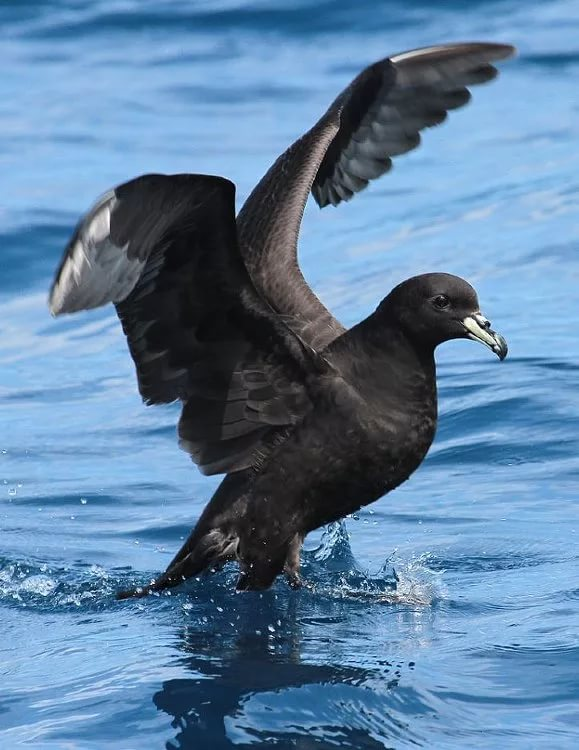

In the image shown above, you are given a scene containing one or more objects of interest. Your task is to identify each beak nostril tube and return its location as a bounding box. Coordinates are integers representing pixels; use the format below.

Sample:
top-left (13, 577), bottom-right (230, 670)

top-left (463, 314), bottom-right (508, 360)
top-left (474, 313), bottom-right (492, 330)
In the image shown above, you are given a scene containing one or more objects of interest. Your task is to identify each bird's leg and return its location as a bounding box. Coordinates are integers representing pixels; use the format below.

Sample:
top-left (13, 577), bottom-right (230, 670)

top-left (284, 533), bottom-right (304, 589)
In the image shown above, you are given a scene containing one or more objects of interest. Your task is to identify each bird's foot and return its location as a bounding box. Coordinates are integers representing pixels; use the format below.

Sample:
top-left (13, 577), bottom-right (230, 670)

top-left (285, 571), bottom-right (302, 590)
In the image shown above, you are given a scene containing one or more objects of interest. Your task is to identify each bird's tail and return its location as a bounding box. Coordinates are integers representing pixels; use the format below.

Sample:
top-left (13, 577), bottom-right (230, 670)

top-left (117, 470), bottom-right (254, 600)
top-left (117, 526), bottom-right (237, 600)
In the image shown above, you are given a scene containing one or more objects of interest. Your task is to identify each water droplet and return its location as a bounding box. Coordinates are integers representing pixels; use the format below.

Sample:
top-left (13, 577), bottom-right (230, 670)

top-left (8, 487), bottom-right (16, 496)
top-left (80, 497), bottom-right (87, 505)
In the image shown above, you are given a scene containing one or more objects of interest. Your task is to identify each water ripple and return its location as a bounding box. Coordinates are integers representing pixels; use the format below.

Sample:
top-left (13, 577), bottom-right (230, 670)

top-left (2, 1), bottom-right (579, 747)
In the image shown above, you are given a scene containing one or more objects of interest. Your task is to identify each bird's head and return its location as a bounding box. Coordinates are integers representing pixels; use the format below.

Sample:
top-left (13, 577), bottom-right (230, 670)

top-left (378, 272), bottom-right (508, 359)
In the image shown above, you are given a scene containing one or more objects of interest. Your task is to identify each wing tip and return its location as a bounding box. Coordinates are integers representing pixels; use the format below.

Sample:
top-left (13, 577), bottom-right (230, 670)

top-left (48, 275), bottom-right (72, 316)
top-left (482, 42), bottom-right (517, 61)
top-left (459, 42), bottom-right (516, 61)
top-left (390, 41), bottom-right (517, 66)
top-left (48, 295), bottom-right (63, 317)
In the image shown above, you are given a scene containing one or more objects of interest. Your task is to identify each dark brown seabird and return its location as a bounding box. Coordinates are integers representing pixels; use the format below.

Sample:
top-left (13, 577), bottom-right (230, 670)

top-left (48, 42), bottom-right (514, 597)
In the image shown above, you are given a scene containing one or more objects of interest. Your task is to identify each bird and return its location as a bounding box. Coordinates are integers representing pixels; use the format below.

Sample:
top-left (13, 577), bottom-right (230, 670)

top-left (48, 42), bottom-right (513, 598)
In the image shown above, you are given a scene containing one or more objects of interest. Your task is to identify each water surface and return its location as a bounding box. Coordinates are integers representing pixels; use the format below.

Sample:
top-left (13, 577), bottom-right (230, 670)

top-left (2, 1), bottom-right (579, 747)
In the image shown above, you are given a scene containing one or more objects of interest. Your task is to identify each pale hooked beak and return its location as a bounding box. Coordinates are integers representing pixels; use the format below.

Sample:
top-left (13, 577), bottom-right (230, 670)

top-left (462, 313), bottom-right (508, 360)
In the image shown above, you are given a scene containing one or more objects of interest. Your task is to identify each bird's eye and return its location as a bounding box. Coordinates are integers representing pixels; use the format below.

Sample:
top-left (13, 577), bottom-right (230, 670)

top-left (432, 294), bottom-right (450, 309)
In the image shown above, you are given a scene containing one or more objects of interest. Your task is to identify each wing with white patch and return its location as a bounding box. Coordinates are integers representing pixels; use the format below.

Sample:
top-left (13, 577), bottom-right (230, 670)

top-left (49, 173), bottom-right (327, 475)
top-left (49, 190), bottom-right (140, 315)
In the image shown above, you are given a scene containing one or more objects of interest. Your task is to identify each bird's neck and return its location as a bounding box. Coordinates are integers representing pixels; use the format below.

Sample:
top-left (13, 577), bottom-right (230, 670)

top-left (325, 309), bottom-right (437, 413)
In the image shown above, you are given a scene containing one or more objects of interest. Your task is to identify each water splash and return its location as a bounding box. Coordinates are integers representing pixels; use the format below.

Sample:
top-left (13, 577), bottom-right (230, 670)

top-left (0, 557), bottom-right (121, 610)
top-left (302, 521), bottom-right (441, 606)
top-left (0, 524), bottom-right (442, 611)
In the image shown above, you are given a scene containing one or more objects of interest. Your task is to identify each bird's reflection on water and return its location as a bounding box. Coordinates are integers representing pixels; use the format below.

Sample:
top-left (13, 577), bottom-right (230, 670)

top-left (153, 524), bottom-right (434, 749)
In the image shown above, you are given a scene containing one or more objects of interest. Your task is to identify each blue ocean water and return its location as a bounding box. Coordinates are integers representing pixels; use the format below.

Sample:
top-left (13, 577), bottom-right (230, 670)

top-left (2, 0), bottom-right (579, 747)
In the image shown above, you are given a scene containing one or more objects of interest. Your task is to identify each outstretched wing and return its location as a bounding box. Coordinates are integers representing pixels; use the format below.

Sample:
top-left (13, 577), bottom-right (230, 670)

top-left (237, 42), bottom-right (515, 348)
top-left (312, 43), bottom-right (514, 207)
top-left (49, 173), bottom-right (324, 475)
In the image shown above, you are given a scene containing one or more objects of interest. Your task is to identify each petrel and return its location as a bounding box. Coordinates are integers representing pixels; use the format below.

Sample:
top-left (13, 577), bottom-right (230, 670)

top-left (49, 42), bottom-right (513, 597)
